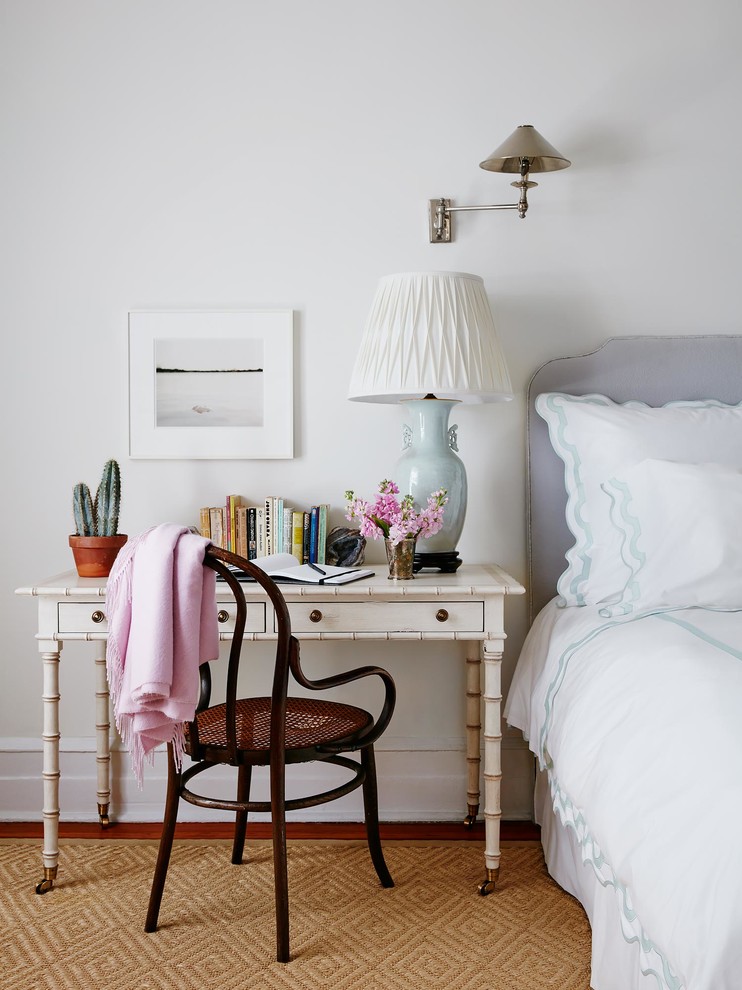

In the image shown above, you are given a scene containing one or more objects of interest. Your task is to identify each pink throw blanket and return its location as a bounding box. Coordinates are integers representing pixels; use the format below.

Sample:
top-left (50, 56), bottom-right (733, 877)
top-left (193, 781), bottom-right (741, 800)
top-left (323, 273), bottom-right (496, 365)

top-left (105, 523), bottom-right (219, 786)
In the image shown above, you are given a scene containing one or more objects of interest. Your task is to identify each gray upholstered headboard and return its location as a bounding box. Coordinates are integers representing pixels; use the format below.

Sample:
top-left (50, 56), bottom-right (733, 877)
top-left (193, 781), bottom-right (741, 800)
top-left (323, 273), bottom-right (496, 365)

top-left (526, 334), bottom-right (742, 621)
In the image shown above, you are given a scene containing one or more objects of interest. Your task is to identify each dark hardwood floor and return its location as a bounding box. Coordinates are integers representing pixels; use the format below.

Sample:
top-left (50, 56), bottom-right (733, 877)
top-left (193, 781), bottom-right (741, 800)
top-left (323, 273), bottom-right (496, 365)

top-left (0, 820), bottom-right (540, 841)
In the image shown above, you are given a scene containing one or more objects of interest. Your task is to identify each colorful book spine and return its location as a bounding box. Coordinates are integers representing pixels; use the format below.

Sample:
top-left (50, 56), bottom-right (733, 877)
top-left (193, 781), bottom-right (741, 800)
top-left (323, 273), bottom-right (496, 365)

top-left (264, 498), bottom-right (273, 556)
top-left (199, 507), bottom-right (211, 540)
top-left (247, 507), bottom-right (257, 559)
top-left (226, 495), bottom-right (241, 553)
top-left (236, 505), bottom-right (248, 557)
top-left (317, 503), bottom-right (328, 565)
top-left (274, 497), bottom-right (284, 553)
top-left (209, 507), bottom-right (225, 549)
top-left (309, 506), bottom-right (319, 563)
top-left (302, 512), bottom-right (311, 564)
top-left (256, 505), bottom-right (266, 557)
top-left (291, 511), bottom-right (304, 563)
top-left (282, 507), bottom-right (294, 559)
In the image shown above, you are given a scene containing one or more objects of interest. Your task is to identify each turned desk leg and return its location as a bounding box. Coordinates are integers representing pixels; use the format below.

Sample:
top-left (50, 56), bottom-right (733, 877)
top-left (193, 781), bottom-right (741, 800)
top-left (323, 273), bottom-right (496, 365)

top-left (37, 648), bottom-right (61, 894)
top-left (478, 638), bottom-right (503, 896)
top-left (464, 654), bottom-right (482, 828)
top-left (95, 653), bottom-right (111, 827)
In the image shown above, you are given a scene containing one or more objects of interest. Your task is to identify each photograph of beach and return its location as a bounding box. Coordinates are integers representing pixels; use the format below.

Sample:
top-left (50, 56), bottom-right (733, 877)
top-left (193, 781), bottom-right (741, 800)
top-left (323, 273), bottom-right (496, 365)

top-left (155, 337), bottom-right (264, 428)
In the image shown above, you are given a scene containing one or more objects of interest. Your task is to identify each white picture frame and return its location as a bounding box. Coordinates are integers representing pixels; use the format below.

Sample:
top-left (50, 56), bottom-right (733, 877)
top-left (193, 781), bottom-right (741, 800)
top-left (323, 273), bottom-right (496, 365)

top-left (129, 310), bottom-right (294, 459)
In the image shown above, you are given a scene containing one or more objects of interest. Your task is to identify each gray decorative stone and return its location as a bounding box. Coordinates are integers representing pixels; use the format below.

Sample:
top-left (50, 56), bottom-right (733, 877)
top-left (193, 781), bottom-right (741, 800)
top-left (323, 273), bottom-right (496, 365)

top-left (325, 527), bottom-right (366, 566)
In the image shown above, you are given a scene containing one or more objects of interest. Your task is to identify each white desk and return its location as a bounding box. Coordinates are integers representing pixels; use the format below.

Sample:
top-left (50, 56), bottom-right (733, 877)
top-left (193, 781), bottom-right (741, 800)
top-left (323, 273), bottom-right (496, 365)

top-left (16, 564), bottom-right (524, 895)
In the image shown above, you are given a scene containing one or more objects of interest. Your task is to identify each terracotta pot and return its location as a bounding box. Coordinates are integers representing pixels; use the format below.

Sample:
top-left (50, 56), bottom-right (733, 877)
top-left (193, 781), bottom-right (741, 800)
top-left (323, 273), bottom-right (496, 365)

top-left (69, 535), bottom-right (128, 578)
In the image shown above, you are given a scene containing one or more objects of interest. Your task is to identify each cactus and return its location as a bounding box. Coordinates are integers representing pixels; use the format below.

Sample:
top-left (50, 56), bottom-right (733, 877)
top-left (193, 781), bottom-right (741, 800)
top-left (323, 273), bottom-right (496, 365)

top-left (72, 483), bottom-right (96, 536)
top-left (72, 460), bottom-right (122, 536)
top-left (93, 459), bottom-right (121, 536)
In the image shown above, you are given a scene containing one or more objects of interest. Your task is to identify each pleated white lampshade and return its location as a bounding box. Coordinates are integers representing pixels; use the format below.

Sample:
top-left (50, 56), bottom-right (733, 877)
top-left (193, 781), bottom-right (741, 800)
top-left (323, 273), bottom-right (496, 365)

top-left (347, 271), bottom-right (513, 404)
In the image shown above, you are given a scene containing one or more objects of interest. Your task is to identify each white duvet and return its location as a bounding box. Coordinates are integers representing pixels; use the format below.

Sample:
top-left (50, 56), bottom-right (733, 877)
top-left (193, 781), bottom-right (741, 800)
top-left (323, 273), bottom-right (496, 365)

top-left (505, 600), bottom-right (742, 990)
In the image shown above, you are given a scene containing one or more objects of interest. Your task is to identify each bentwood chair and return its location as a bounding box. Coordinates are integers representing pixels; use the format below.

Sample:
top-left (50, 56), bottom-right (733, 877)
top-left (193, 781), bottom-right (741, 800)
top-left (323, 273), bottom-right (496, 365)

top-left (144, 545), bottom-right (396, 963)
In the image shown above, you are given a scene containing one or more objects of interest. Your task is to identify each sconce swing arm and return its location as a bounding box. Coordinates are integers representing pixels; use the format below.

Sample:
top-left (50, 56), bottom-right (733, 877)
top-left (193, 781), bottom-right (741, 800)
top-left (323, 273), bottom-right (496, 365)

top-left (430, 160), bottom-right (537, 243)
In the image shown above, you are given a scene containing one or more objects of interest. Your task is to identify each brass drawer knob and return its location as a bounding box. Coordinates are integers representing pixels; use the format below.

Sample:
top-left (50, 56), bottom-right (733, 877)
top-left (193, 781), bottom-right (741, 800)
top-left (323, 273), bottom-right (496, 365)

top-left (217, 609), bottom-right (230, 624)
top-left (309, 609), bottom-right (323, 623)
top-left (91, 610), bottom-right (106, 624)
top-left (436, 608), bottom-right (449, 623)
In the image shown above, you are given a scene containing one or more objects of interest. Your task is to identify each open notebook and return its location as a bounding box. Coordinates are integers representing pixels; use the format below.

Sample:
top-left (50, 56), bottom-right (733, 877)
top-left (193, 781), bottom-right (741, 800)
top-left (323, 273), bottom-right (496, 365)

top-left (217, 553), bottom-right (375, 586)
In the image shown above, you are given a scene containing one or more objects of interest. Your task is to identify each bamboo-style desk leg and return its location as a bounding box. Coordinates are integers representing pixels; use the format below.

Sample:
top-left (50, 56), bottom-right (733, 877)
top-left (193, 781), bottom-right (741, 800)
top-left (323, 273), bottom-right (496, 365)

top-left (35, 645), bottom-right (112, 894)
top-left (95, 652), bottom-right (111, 828)
top-left (478, 637), bottom-right (503, 896)
top-left (463, 654), bottom-right (482, 827)
top-left (36, 646), bottom-right (61, 894)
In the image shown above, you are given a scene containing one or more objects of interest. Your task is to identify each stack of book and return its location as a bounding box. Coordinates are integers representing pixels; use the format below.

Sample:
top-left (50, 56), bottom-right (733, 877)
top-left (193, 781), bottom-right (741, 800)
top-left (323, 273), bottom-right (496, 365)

top-left (198, 496), bottom-right (331, 565)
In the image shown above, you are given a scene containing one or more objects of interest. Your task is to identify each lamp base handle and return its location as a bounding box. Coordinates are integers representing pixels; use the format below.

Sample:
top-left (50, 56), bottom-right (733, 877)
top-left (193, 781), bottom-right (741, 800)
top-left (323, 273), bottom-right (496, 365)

top-left (413, 550), bottom-right (462, 573)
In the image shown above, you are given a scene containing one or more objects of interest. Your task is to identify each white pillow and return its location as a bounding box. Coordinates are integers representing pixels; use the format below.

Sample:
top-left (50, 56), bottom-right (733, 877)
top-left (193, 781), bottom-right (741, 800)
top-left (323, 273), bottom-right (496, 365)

top-left (535, 393), bottom-right (742, 606)
top-left (601, 459), bottom-right (742, 613)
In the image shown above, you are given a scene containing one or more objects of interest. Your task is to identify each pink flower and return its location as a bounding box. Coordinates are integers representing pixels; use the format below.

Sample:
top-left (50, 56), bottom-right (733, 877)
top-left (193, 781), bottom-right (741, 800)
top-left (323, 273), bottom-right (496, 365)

top-left (345, 481), bottom-right (448, 546)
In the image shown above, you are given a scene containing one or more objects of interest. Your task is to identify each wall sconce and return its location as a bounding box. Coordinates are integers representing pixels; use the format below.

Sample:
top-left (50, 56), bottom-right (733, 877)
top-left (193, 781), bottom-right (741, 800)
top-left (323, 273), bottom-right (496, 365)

top-left (429, 124), bottom-right (571, 243)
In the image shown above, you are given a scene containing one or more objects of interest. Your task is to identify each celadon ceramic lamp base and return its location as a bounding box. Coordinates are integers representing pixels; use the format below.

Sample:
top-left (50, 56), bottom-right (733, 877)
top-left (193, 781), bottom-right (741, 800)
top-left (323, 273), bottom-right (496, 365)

top-left (396, 398), bottom-right (466, 572)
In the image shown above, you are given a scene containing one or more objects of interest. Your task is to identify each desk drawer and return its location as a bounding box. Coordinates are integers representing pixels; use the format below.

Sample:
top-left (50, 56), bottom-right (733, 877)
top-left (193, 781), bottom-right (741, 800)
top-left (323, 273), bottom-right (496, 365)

top-left (58, 603), bottom-right (111, 634)
top-left (57, 602), bottom-right (266, 635)
top-left (284, 600), bottom-right (485, 634)
top-left (215, 602), bottom-right (266, 634)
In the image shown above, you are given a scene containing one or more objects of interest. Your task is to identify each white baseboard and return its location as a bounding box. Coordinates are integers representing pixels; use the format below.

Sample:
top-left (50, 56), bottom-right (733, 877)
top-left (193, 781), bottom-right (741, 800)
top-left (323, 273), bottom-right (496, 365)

top-left (0, 735), bottom-right (535, 823)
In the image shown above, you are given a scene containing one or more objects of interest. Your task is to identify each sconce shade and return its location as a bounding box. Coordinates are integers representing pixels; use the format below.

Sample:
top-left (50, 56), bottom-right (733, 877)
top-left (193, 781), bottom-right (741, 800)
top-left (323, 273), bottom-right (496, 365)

top-left (479, 124), bottom-right (571, 174)
top-left (347, 272), bottom-right (513, 404)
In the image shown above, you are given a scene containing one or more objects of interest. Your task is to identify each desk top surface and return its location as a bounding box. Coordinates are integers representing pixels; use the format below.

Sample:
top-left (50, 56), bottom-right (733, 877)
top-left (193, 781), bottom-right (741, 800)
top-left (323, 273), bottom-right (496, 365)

top-left (17, 563), bottom-right (525, 600)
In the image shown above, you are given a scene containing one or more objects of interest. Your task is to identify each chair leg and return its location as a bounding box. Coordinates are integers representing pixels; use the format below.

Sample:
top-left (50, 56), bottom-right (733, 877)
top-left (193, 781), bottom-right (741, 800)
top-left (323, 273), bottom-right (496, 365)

top-left (270, 758), bottom-right (290, 963)
top-left (361, 745), bottom-right (394, 888)
top-left (145, 743), bottom-right (181, 932)
top-left (232, 763), bottom-right (252, 865)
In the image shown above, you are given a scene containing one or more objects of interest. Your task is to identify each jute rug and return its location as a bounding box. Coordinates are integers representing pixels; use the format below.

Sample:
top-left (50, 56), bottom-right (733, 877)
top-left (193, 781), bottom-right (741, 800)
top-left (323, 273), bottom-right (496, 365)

top-left (0, 840), bottom-right (591, 990)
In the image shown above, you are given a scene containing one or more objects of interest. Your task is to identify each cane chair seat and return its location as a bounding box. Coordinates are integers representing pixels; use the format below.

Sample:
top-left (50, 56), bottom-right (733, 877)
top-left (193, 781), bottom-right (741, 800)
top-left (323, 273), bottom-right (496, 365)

top-left (188, 696), bottom-right (374, 761)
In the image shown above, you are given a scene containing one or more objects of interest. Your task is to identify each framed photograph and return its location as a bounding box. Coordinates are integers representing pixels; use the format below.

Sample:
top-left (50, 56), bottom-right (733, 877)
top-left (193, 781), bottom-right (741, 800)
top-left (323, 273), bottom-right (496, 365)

top-left (129, 310), bottom-right (294, 459)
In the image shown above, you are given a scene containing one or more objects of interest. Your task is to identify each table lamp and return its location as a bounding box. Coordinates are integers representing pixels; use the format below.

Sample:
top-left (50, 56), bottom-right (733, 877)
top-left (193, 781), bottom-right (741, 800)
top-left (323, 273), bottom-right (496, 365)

top-left (348, 271), bottom-right (513, 572)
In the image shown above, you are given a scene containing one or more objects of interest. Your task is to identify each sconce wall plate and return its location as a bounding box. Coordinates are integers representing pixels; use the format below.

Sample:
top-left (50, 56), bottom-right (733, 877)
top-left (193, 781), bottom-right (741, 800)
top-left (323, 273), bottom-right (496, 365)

top-left (428, 199), bottom-right (452, 242)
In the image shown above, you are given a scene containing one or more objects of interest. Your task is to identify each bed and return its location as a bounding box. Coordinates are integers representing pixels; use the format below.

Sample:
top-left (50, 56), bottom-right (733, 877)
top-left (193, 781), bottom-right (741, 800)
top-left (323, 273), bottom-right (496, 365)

top-left (504, 335), bottom-right (742, 990)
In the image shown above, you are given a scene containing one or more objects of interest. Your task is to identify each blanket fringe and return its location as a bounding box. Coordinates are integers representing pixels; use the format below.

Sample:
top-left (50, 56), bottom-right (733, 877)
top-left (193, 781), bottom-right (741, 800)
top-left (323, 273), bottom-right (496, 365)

top-left (116, 715), bottom-right (186, 785)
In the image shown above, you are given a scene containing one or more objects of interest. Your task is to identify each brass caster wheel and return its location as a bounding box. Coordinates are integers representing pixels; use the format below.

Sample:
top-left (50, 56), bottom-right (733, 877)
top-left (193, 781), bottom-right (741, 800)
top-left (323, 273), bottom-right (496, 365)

top-left (478, 868), bottom-right (499, 896)
top-left (35, 868), bottom-right (57, 895)
top-left (98, 804), bottom-right (111, 828)
top-left (463, 813), bottom-right (477, 829)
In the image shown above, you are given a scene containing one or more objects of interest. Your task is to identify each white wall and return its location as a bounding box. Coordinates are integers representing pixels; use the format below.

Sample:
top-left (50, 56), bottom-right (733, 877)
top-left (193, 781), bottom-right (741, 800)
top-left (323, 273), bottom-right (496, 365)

top-left (2, 0), bottom-right (741, 822)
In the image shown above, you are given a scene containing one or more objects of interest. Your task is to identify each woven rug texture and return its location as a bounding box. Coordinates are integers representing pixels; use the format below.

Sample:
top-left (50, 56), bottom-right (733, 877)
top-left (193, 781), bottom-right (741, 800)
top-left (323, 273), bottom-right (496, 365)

top-left (0, 840), bottom-right (591, 990)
